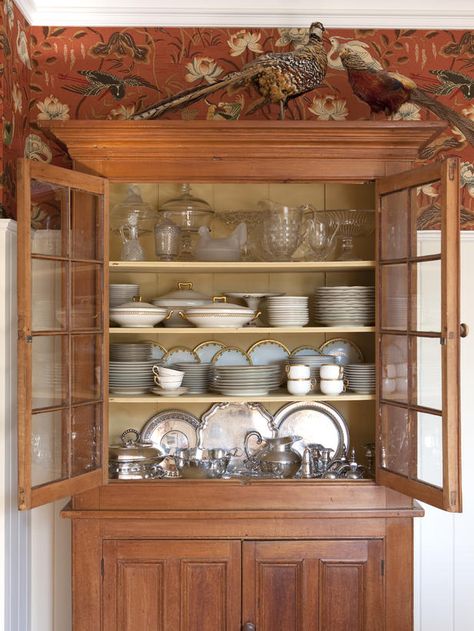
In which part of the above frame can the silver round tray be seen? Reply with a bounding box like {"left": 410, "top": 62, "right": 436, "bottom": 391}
{"left": 273, "top": 401, "right": 349, "bottom": 458}
{"left": 140, "top": 409, "right": 200, "bottom": 455}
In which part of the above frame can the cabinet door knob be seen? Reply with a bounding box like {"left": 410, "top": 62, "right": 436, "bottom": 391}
{"left": 243, "top": 624, "right": 256, "bottom": 631}
{"left": 460, "top": 323, "right": 469, "bottom": 338}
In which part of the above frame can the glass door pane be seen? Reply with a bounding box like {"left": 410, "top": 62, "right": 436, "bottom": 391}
{"left": 376, "top": 158, "right": 461, "bottom": 512}
{"left": 17, "top": 159, "right": 109, "bottom": 510}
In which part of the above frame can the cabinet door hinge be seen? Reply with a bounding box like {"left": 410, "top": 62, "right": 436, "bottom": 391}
{"left": 381, "top": 559, "right": 385, "bottom": 576}
{"left": 448, "top": 160, "right": 456, "bottom": 181}
{"left": 101, "top": 558, "right": 104, "bottom": 578}
{"left": 18, "top": 487, "right": 26, "bottom": 510}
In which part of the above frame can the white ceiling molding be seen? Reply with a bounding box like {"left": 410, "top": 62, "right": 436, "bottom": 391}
{"left": 14, "top": 0, "right": 474, "bottom": 29}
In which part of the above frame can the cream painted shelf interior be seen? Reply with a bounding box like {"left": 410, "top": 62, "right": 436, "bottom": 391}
{"left": 109, "top": 260, "right": 376, "bottom": 273}
{"left": 109, "top": 326, "right": 376, "bottom": 334}
{"left": 108, "top": 181, "right": 376, "bottom": 455}
{"left": 109, "top": 392, "right": 375, "bottom": 403}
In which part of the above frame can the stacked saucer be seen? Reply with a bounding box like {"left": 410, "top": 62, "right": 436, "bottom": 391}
{"left": 211, "top": 365, "right": 282, "bottom": 396}
{"left": 110, "top": 342, "right": 152, "bottom": 361}
{"left": 175, "top": 362, "right": 212, "bottom": 394}
{"left": 345, "top": 363, "right": 376, "bottom": 393}
{"left": 110, "top": 283, "right": 140, "bottom": 308}
{"left": 287, "top": 354, "right": 336, "bottom": 390}
{"left": 109, "top": 359, "right": 156, "bottom": 395}
{"left": 266, "top": 296, "right": 309, "bottom": 327}
{"left": 312, "top": 286, "right": 375, "bottom": 326}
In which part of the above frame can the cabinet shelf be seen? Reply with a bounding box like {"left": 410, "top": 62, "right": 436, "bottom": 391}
{"left": 109, "top": 392, "right": 375, "bottom": 403}
{"left": 109, "top": 326, "right": 376, "bottom": 334}
{"left": 109, "top": 260, "right": 376, "bottom": 273}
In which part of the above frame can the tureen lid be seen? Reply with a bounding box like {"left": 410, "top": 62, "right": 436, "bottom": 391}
{"left": 152, "top": 282, "right": 211, "bottom": 305}
{"left": 109, "top": 429, "right": 164, "bottom": 462}
{"left": 184, "top": 296, "right": 254, "bottom": 314}
{"left": 110, "top": 296, "right": 167, "bottom": 312}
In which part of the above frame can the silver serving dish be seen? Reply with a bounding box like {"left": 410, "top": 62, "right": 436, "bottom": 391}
{"left": 108, "top": 428, "right": 166, "bottom": 480}
{"left": 174, "top": 447, "right": 238, "bottom": 479}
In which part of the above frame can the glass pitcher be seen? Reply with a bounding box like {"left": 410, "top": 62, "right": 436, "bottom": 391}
{"left": 258, "top": 200, "right": 304, "bottom": 261}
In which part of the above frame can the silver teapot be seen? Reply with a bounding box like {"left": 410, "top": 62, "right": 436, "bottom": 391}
{"left": 244, "top": 432, "right": 302, "bottom": 478}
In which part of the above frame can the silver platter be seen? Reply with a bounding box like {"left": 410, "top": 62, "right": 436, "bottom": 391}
{"left": 198, "top": 402, "right": 276, "bottom": 459}
{"left": 273, "top": 401, "right": 349, "bottom": 458}
{"left": 140, "top": 409, "right": 200, "bottom": 455}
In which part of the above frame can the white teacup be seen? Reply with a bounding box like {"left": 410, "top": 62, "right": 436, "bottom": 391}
{"left": 383, "top": 377, "right": 396, "bottom": 394}
{"left": 320, "top": 364, "right": 344, "bottom": 380}
{"left": 320, "top": 379, "right": 346, "bottom": 395}
{"left": 286, "top": 364, "right": 310, "bottom": 379}
{"left": 154, "top": 374, "right": 184, "bottom": 390}
{"left": 287, "top": 378, "right": 314, "bottom": 395}
{"left": 153, "top": 365, "right": 183, "bottom": 378}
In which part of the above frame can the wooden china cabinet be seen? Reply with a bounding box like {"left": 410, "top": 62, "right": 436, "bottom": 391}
{"left": 17, "top": 120, "right": 463, "bottom": 631}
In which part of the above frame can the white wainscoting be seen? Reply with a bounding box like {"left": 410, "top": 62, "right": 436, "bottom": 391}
{"left": 1, "top": 219, "right": 31, "bottom": 631}
{"left": 414, "top": 231, "right": 474, "bottom": 630}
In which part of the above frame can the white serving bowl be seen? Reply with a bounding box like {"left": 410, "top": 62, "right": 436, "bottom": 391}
{"left": 110, "top": 299, "right": 168, "bottom": 328}
{"left": 180, "top": 298, "right": 257, "bottom": 328}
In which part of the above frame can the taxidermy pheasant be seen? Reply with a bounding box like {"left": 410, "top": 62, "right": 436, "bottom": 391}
{"left": 133, "top": 21, "right": 328, "bottom": 120}
{"left": 339, "top": 47, "right": 474, "bottom": 146}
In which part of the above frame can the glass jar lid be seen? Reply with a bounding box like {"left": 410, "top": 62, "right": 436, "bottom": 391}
{"left": 159, "top": 184, "right": 214, "bottom": 230}
{"left": 111, "top": 184, "right": 158, "bottom": 233}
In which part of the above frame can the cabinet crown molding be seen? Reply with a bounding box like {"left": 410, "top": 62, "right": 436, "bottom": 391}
{"left": 13, "top": 0, "right": 474, "bottom": 28}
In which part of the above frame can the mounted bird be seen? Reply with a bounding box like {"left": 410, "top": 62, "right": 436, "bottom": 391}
{"left": 132, "top": 21, "right": 328, "bottom": 120}
{"left": 339, "top": 47, "right": 474, "bottom": 146}
{"left": 327, "top": 36, "right": 382, "bottom": 71}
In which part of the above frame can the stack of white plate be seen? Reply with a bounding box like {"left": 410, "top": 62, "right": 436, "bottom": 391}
{"left": 211, "top": 365, "right": 282, "bottom": 396}
{"left": 287, "top": 354, "right": 336, "bottom": 389}
{"left": 312, "top": 286, "right": 375, "bottom": 326}
{"left": 266, "top": 296, "right": 309, "bottom": 327}
{"left": 175, "top": 362, "right": 212, "bottom": 394}
{"left": 109, "top": 360, "right": 156, "bottom": 395}
{"left": 345, "top": 363, "right": 376, "bottom": 393}
{"left": 110, "top": 283, "right": 140, "bottom": 308}
{"left": 110, "top": 343, "right": 152, "bottom": 361}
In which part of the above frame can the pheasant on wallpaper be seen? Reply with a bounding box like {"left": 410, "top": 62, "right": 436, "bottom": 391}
{"left": 339, "top": 47, "right": 474, "bottom": 147}
{"left": 132, "top": 21, "right": 328, "bottom": 120}
{"left": 62, "top": 69, "right": 157, "bottom": 100}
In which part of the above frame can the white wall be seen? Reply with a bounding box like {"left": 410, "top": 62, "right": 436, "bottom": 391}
{"left": 414, "top": 232, "right": 474, "bottom": 630}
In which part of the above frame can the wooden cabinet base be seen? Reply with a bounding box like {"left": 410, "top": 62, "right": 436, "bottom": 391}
{"left": 67, "top": 484, "right": 419, "bottom": 631}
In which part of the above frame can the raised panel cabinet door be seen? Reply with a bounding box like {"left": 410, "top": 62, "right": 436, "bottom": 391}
{"left": 242, "top": 540, "right": 384, "bottom": 631}
{"left": 102, "top": 539, "right": 241, "bottom": 631}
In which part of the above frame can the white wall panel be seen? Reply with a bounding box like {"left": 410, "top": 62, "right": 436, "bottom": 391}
{"left": 414, "top": 232, "right": 474, "bottom": 630}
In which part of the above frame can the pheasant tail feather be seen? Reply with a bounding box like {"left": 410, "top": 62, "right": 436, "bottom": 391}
{"left": 133, "top": 69, "right": 254, "bottom": 120}
{"left": 411, "top": 88, "right": 474, "bottom": 146}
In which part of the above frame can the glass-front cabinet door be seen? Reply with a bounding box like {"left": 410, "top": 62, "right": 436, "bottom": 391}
{"left": 17, "top": 160, "right": 109, "bottom": 509}
{"left": 376, "top": 157, "right": 462, "bottom": 512}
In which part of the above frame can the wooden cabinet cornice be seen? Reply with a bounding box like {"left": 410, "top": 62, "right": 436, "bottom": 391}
{"left": 40, "top": 119, "right": 446, "bottom": 180}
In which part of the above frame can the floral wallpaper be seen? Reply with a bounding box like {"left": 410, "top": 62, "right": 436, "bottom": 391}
{"left": 1, "top": 7, "right": 473, "bottom": 220}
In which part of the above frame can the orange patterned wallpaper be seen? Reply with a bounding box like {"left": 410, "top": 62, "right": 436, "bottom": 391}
{"left": 1, "top": 2, "right": 473, "bottom": 219}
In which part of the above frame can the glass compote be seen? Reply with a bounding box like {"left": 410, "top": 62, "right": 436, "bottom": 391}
{"left": 321, "top": 209, "right": 375, "bottom": 260}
